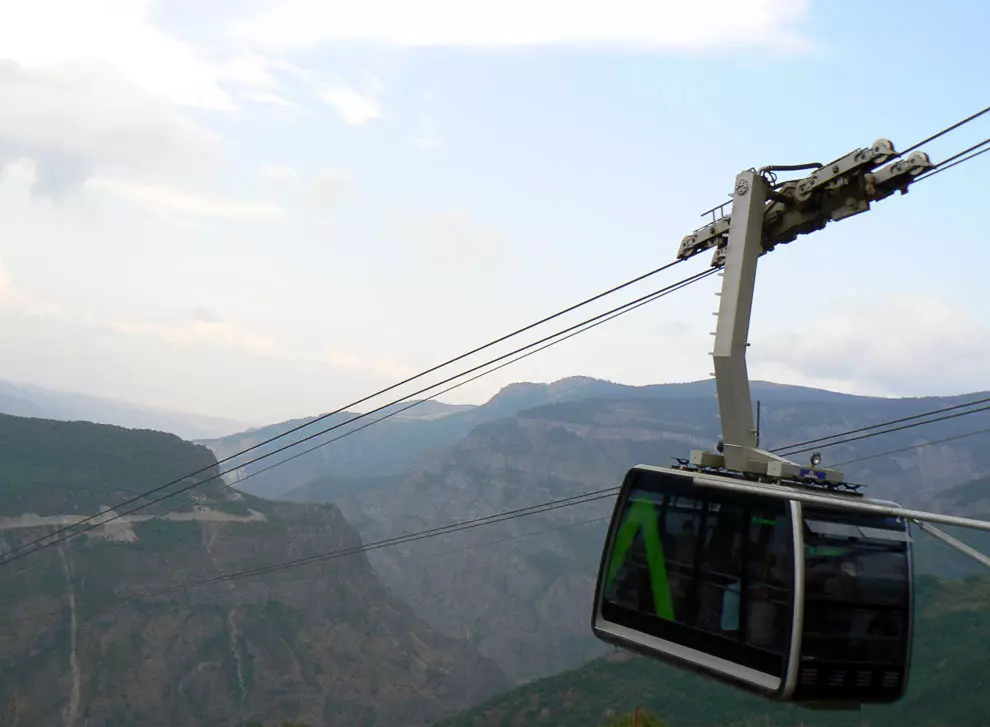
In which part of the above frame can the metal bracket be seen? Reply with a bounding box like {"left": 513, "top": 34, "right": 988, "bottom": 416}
{"left": 676, "top": 140, "right": 934, "bottom": 483}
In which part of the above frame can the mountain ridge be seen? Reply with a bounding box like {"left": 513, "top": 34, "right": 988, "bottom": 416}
{"left": 0, "top": 378, "right": 252, "bottom": 440}
{"left": 208, "top": 376, "right": 985, "bottom": 503}
{"left": 268, "top": 383, "right": 990, "bottom": 683}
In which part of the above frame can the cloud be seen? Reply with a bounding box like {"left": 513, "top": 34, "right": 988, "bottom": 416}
{"left": 0, "top": 60, "right": 223, "bottom": 198}
{"left": 191, "top": 307, "right": 222, "bottom": 324}
{"left": 232, "top": 0, "right": 810, "bottom": 52}
{"left": 317, "top": 79, "right": 382, "bottom": 126}
{"left": 0, "top": 2, "right": 299, "bottom": 197}
{"left": 243, "top": 90, "right": 295, "bottom": 107}
{"left": 86, "top": 178, "right": 284, "bottom": 221}
{"left": 308, "top": 170, "right": 354, "bottom": 215}
{"left": 753, "top": 294, "right": 990, "bottom": 397}
{"left": 324, "top": 351, "right": 413, "bottom": 379}
{"left": 112, "top": 318, "right": 279, "bottom": 356}
{"left": 0, "top": 252, "right": 64, "bottom": 318}
{"left": 413, "top": 114, "right": 443, "bottom": 151}
{"left": 401, "top": 211, "right": 509, "bottom": 272}
{"left": 0, "top": 299, "right": 418, "bottom": 423}
{"left": 265, "top": 59, "right": 383, "bottom": 126}
{"left": 0, "top": 0, "right": 276, "bottom": 111}
{"left": 0, "top": 253, "right": 275, "bottom": 356}
{"left": 261, "top": 165, "right": 300, "bottom": 183}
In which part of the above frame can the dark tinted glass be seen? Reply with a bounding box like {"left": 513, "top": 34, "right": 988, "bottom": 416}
{"left": 743, "top": 504, "right": 794, "bottom": 655}
{"left": 800, "top": 507, "right": 911, "bottom": 666}
{"left": 598, "top": 470, "right": 794, "bottom": 679}
{"left": 694, "top": 500, "right": 746, "bottom": 638}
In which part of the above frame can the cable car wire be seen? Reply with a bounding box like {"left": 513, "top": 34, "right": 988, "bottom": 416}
{"left": 200, "top": 268, "right": 720, "bottom": 506}
{"left": 128, "top": 489, "right": 622, "bottom": 599}
{"left": 99, "top": 390, "right": 990, "bottom": 602}
{"left": 895, "top": 102, "right": 990, "bottom": 158}
{"left": 775, "top": 404, "right": 990, "bottom": 458}
{"left": 75, "top": 267, "right": 716, "bottom": 532}
{"left": 10, "top": 105, "right": 988, "bottom": 569}
{"left": 770, "top": 396, "right": 990, "bottom": 454}
{"left": 4, "top": 391, "right": 984, "bottom": 626}
{"left": 5, "top": 103, "right": 989, "bottom": 578}
{"left": 831, "top": 426, "right": 990, "bottom": 468}
{"left": 0, "top": 511, "right": 610, "bottom": 630}
{"left": 916, "top": 140, "right": 990, "bottom": 182}
{"left": 0, "top": 267, "right": 718, "bottom": 569}
{"left": 0, "top": 257, "right": 687, "bottom": 564}
{"left": 108, "top": 118, "right": 990, "bottom": 526}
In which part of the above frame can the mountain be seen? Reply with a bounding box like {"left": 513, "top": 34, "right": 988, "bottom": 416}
{"left": 257, "top": 380, "right": 990, "bottom": 685}
{"left": 200, "top": 377, "right": 638, "bottom": 501}
{"left": 433, "top": 575, "right": 990, "bottom": 727}
{"left": 0, "top": 378, "right": 251, "bottom": 440}
{"left": 0, "top": 390, "right": 44, "bottom": 418}
{"left": 0, "top": 413, "right": 509, "bottom": 727}
{"left": 202, "top": 377, "right": 888, "bottom": 503}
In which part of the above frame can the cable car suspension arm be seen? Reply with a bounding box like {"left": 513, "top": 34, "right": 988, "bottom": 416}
{"left": 675, "top": 140, "right": 934, "bottom": 482}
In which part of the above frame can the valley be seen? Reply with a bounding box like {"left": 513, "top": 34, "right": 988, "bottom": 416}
{"left": 206, "top": 378, "right": 990, "bottom": 683}
{"left": 3, "top": 377, "right": 990, "bottom": 726}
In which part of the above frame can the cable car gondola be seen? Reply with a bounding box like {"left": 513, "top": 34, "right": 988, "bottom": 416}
{"left": 591, "top": 465, "right": 914, "bottom": 708}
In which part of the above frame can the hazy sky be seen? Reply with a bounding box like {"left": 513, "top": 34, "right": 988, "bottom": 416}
{"left": 1, "top": 0, "right": 988, "bottom": 426}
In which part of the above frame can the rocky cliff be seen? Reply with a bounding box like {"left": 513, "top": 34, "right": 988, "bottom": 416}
{"left": 0, "top": 413, "right": 509, "bottom": 727}
{"left": 312, "top": 384, "right": 990, "bottom": 683}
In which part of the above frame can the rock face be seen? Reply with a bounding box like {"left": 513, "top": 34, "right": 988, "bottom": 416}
{"left": 314, "top": 384, "right": 990, "bottom": 683}
{"left": 200, "top": 376, "right": 730, "bottom": 501}
{"left": 0, "top": 413, "right": 509, "bottom": 727}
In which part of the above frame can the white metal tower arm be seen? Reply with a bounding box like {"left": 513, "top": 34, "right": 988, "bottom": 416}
{"left": 710, "top": 171, "right": 794, "bottom": 474}
{"left": 675, "top": 141, "right": 933, "bottom": 483}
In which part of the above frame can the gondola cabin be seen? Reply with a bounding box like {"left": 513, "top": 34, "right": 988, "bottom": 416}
{"left": 591, "top": 465, "right": 914, "bottom": 708}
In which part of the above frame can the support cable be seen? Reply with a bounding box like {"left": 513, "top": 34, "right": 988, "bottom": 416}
{"left": 0, "top": 266, "right": 716, "bottom": 568}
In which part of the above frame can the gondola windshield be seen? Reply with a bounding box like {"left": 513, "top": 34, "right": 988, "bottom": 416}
{"left": 597, "top": 470, "right": 796, "bottom": 689}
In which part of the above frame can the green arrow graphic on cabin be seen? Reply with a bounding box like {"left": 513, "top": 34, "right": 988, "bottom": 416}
{"left": 605, "top": 499, "right": 675, "bottom": 620}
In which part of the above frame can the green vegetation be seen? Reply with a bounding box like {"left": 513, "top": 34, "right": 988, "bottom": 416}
{"left": 437, "top": 574, "right": 990, "bottom": 727}
{"left": 0, "top": 413, "right": 219, "bottom": 516}
{"left": 601, "top": 709, "right": 667, "bottom": 726}
{"left": 0, "top": 412, "right": 515, "bottom": 727}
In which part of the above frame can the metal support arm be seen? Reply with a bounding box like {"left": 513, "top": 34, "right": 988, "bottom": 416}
{"left": 916, "top": 520, "right": 990, "bottom": 571}
{"left": 709, "top": 171, "right": 799, "bottom": 475}
{"left": 675, "top": 140, "right": 933, "bottom": 484}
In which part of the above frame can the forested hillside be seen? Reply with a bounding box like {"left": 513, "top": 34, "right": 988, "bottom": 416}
{"left": 0, "top": 413, "right": 508, "bottom": 727}
{"left": 435, "top": 575, "right": 990, "bottom": 727}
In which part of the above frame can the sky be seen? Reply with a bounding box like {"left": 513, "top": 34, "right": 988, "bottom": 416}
{"left": 1, "top": 0, "right": 989, "bottom": 427}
